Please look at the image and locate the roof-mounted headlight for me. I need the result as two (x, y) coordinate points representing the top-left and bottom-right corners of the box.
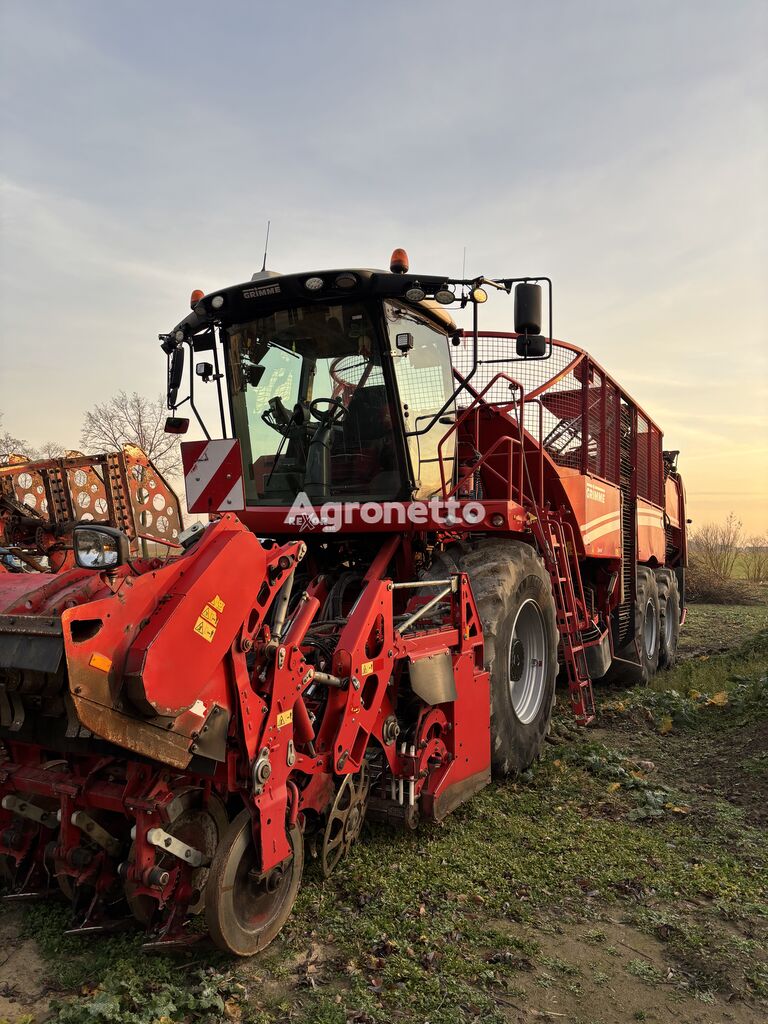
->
(405, 282), (426, 302)
(435, 286), (456, 305)
(334, 273), (357, 289)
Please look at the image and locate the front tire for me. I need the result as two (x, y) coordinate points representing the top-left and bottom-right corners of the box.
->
(458, 541), (559, 777)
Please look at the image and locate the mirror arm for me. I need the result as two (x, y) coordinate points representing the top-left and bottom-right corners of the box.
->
(211, 326), (228, 438)
(186, 339), (211, 441)
(403, 296), (481, 439)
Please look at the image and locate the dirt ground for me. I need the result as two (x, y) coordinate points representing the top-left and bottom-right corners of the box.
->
(0, 910), (51, 1022)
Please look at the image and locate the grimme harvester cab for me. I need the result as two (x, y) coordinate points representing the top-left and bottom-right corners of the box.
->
(0, 251), (686, 954)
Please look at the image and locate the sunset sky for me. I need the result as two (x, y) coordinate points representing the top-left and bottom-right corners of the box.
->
(1, 0), (766, 531)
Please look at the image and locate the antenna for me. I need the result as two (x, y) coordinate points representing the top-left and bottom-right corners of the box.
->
(261, 220), (271, 272)
(462, 246), (467, 279)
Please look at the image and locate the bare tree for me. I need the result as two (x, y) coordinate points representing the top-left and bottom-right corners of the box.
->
(742, 534), (768, 584)
(36, 440), (68, 460)
(0, 411), (37, 465)
(688, 513), (743, 580)
(80, 392), (180, 477)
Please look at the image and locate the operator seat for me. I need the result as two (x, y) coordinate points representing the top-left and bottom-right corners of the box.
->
(341, 385), (399, 493)
(344, 385), (389, 445)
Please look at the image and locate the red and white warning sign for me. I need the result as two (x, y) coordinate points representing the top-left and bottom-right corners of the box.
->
(181, 439), (246, 514)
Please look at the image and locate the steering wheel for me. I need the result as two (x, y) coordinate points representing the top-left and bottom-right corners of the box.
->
(309, 397), (348, 426)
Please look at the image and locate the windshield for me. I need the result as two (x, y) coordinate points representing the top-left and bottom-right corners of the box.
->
(227, 302), (405, 505)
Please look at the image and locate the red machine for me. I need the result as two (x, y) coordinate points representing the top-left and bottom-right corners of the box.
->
(0, 446), (183, 572)
(0, 253), (686, 954)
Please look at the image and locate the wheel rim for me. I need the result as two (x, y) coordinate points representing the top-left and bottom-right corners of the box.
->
(508, 598), (547, 725)
(644, 599), (658, 657)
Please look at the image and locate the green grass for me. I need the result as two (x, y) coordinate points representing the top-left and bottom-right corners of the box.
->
(4, 604), (767, 1024)
(676, 602), (768, 658)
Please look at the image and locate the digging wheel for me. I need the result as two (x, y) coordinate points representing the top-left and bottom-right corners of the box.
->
(321, 761), (370, 878)
(205, 810), (304, 956)
(125, 790), (228, 926)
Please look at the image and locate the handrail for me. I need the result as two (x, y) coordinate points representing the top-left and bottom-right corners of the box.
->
(438, 372), (527, 503)
(443, 435), (519, 503)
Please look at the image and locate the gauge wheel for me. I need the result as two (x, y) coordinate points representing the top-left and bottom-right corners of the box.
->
(205, 810), (303, 956)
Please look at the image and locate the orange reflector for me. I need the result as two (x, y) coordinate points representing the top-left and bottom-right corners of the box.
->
(390, 248), (409, 274)
(89, 653), (112, 673)
(190, 288), (205, 308)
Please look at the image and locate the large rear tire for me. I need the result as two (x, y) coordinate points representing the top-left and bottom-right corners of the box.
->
(457, 541), (559, 777)
(655, 568), (680, 671)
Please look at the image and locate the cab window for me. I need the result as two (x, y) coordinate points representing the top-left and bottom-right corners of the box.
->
(385, 304), (456, 499)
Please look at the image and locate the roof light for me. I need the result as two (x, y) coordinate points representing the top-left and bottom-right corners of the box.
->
(390, 248), (409, 274)
(190, 289), (205, 308)
(305, 276), (324, 291)
(405, 283), (426, 302)
(435, 286), (455, 305)
(472, 286), (488, 303)
(334, 272), (357, 289)
(211, 295), (225, 309)
(174, 329), (186, 343)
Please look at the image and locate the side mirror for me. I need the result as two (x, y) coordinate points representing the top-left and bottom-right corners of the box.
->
(514, 282), (542, 335)
(514, 282), (547, 357)
(244, 364), (266, 388)
(516, 335), (547, 357)
(164, 416), (189, 434)
(73, 524), (130, 571)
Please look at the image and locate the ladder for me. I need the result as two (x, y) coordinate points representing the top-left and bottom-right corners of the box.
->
(529, 509), (597, 725)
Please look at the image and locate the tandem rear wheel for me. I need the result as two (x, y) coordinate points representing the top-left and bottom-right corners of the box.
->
(655, 568), (681, 670)
(609, 565), (680, 684)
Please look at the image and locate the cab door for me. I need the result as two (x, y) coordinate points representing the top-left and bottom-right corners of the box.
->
(384, 303), (456, 500)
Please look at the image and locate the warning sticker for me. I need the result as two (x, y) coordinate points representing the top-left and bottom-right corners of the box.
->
(361, 661), (373, 676)
(194, 594), (225, 643)
(194, 617), (215, 643)
(200, 605), (218, 626)
(276, 709), (293, 729)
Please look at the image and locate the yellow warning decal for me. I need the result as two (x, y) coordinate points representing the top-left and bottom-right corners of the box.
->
(89, 652), (112, 673)
(200, 604), (218, 626)
(194, 594), (225, 642)
(194, 617), (216, 643)
(361, 661), (374, 676)
(277, 709), (293, 729)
